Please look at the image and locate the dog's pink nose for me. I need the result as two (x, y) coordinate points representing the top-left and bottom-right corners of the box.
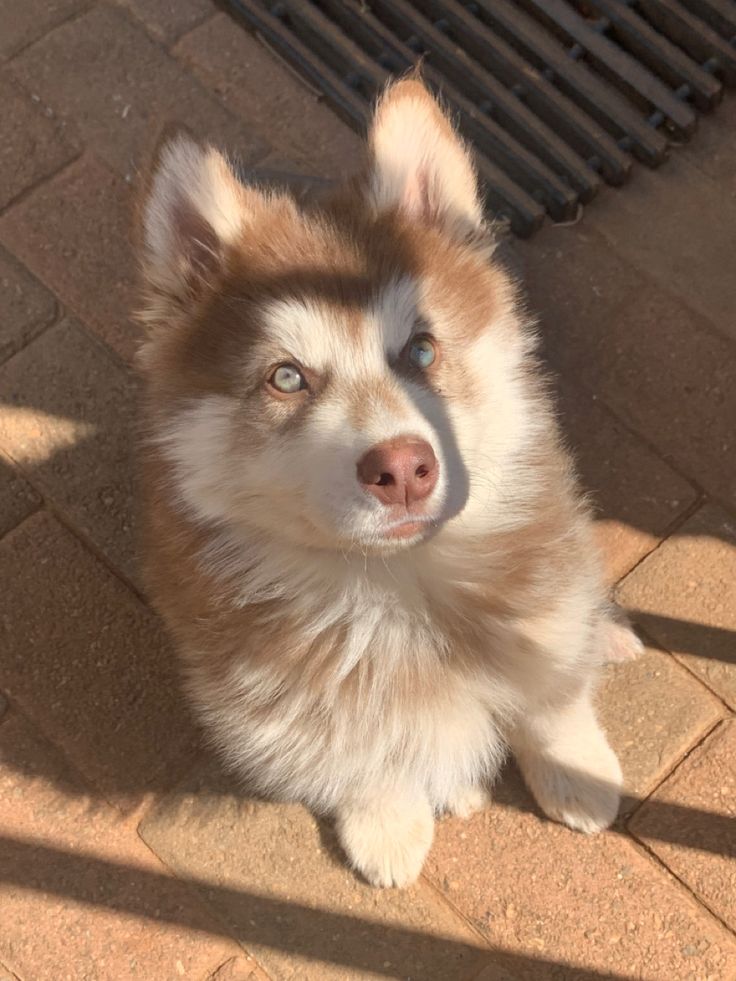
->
(357, 437), (438, 506)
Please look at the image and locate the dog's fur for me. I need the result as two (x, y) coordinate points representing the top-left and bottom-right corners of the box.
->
(137, 80), (639, 887)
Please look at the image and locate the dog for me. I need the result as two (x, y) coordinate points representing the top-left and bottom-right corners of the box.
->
(136, 79), (641, 888)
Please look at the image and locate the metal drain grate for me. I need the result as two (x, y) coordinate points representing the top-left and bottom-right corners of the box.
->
(224, 0), (736, 236)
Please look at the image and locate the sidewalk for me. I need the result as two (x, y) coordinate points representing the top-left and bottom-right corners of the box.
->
(0, 3), (734, 978)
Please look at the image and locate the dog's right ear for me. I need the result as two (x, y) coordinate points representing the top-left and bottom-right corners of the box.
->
(366, 78), (485, 243)
(140, 135), (251, 306)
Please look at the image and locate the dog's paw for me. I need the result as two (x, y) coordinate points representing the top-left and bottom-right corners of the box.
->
(336, 796), (434, 888)
(443, 784), (490, 819)
(524, 739), (622, 834)
(603, 620), (644, 664)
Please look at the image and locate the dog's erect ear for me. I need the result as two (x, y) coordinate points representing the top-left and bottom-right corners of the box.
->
(367, 79), (484, 239)
(141, 135), (250, 301)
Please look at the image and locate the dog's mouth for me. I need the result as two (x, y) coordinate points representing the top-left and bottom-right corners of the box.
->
(379, 514), (437, 540)
(357, 510), (441, 549)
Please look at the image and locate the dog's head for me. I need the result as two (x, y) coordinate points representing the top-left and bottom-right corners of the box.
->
(139, 80), (538, 554)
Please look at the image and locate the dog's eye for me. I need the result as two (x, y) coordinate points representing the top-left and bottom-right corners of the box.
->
(408, 335), (437, 369)
(269, 363), (306, 395)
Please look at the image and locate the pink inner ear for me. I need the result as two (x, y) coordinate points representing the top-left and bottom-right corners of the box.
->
(172, 194), (221, 281)
(402, 166), (434, 223)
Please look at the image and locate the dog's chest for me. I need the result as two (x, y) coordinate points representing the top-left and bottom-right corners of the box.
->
(321, 579), (506, 696)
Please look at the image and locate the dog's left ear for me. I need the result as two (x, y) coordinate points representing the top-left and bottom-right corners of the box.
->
(367, 79), (484, 241)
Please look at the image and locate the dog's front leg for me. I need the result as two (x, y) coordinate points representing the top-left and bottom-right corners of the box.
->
(335, 789), (434, 888)
(509, 684), (622, 834)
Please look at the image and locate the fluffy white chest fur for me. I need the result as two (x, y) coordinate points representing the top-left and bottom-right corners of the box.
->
(137, 78), (640, 887)
(192, 537), (520, 808)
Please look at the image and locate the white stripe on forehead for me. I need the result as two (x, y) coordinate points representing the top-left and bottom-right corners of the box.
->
(260, 276), (419, 375)
(365, 275), (420, 358)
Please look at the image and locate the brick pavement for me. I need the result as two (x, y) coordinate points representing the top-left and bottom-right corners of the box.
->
(0, 3), (734, 977)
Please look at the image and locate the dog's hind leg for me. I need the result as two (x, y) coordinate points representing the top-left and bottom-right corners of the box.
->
(602, 617), (644, 664)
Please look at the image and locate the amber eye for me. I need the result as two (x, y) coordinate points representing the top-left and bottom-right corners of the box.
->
(407, 335), (437, 369)
(269, 363), (307, 395)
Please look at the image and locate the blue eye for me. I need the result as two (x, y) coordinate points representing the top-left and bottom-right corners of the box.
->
(408, 336), (437, 369)
(269, 363), (306, 394)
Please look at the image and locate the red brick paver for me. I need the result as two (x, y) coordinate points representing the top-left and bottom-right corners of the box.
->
(589, 155), (736, 342)
(598, 642), (723, 807)
(0, 711), (242, 981)
(0, 456), (41, 538)
(0, 317), (139, 583)
(0, 0), (87, 59)
(684, 95), (736, 186)
(0, 245), (57, 366)
(173, 12), (363, 177)
(630, 720), (736, 932)
(575, 287), (736, 510)
(0, 513), (200, 810)
(139, 765), (490, 981)
(557, 381), (699, 583)
(207, 956), (270, 981)
(8, 4), (269, 181)
(426, 766), (736, 980)
(0, 155), (140, 362)
(115, 0), (216, 44)
(525, 238), (736, 510)
(619, 504), (736, 709)
(0, 75), (78, 211)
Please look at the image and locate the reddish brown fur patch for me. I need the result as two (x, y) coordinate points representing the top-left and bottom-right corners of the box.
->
(141, 173), (508, 411)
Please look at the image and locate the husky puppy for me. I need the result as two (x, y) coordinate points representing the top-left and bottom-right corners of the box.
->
(138, 80), (638, 887)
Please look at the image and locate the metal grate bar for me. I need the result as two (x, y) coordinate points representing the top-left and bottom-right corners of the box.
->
(467, 0), (670, 163)
(288, 0), (579, 220)
(670, 0), (736, 40)
(313, 0), (570, 230)
(230, 0), (547, 234)
(222, 0), (736, 236)
(349, 0), (602, 201)
(412, 0), (632, 185)
(572, 0), (723, 110)
(226, 0), (368, 130)
(515, 0), (698, 135)
(634, 0), (736, 83)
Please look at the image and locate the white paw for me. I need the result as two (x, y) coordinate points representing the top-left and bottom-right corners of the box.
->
(523, 739), (622, 834)
(603, 620), (644, 664)
(443, 784), (490, 819)
(336, 797), (434, 888)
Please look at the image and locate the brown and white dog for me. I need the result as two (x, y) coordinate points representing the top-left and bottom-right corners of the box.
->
(137, 80), (640, 887)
